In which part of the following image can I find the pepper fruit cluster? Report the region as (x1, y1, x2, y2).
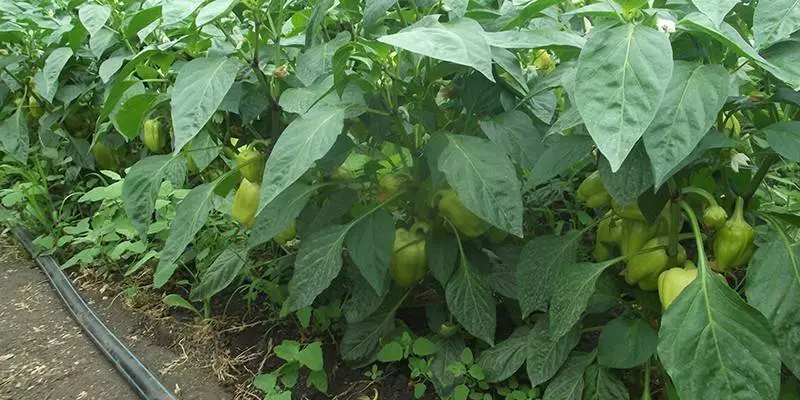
(390, 222, 429, 287)
(712, 197, 755, 272)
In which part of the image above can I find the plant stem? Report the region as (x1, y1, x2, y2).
(743, 153, 779, 204)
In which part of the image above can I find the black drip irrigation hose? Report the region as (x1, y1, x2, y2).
(12, 227, 177, 400)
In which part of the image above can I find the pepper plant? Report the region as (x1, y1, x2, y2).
(2, 0, 800, 398)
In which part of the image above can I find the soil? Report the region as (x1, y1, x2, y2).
(0, 233, 231, 400)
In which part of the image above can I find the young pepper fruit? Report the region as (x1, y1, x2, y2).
(236, 145, 265, 183)
(390, 222, 429, 287)
(702, 204, 728, 230)
(231, 178, 260, 228)
(577, 171, 611, 208)
(712, 197, 755, 272)
(142, 119, 167, 153)
(273, 221, 296, 245)
(624, 236, 686, 291)
(658, 261, 698, 310)
(437, 190, 489, 238)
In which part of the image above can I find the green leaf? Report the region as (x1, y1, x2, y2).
(345, 209, 394, 296)
(162, 0, 201, 26)
(526, 135, 593, 187)
(114, 92, 169, 140)
(0, 109, 28, 164)
(658, 260, 781, 399)
(477, 327, 528, 383)
(478, 111, 544, 170)
(122, 155, 177, 238)
(363, 0, 399, 32)
(517, 232, 581, 318)
(186, 128, 219, 171)
(453, 384, 470, 400)
(78, 3, 111, 36)
(575, 24, 673, 172)
(305, 0, 334, 48)
(438, 134, 523, 237)
(643, 61, 729, 188)
(484, 29, 586, 50)
(170, 57, 240, 153)
(445, 256, 496, 345)
(460, 348, 474, 365)
(430, 336, 467, 397)
(764, 122, 800, 162)
(542, 352, 595, 400)
(598, 142, 653, 206)
(275, 340, 301, 362)
(341, 293, 406, 364)
(377, 341, 405, 362)
(296, 32, 351, 87)
(413, 337, 438, 356)
(427, 230, 459, 287)
(162, 294, 199, 314)
(762, 40, 800, 88)
(596, 317, 657, 369)
(343, 265, 387, 323)
(189, 245, 247, 301)
(259, 106, 345, 209)
(690, 0, 738, 26)
(307, 369, 328, 393)
(548, 259, 619, 340)
(753, 0, 800, 49)
(249, 183, 315, 248)
(123, 6, 162, 39)
(582, 364, 629, 400)
(378, 17, 495, 82)
(155, 182, 218, 288)
(745, 237, 800, 379)
(496, 0, 562, 30)
(33, 47, 73, 103)
(196, 0, 238, 27)
(285, 224, 350, 312)
(253, 374, 277, 393)
(297, 342, 324, 371)
(527, 320, 581, 387)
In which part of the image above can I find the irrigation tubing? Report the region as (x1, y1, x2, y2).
(12, 227, 177, 400)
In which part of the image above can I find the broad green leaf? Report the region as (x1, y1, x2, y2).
(597, 317, 657, 369)
(343, 265, 387, 323)
(764, 122, 800, 162)
(445, 256, 496, 345)
(546, 107, 583, 137)
(378, 17, 495, 82)
(643, 62, 729, 188)
(753, 0, 800, 49)
(341, 293, 405, 364)
(746, 237, 800, 379)
(123, 6, 162, 39)
(527, 320, 581, 387)
(527, 135, 594, 187)
(296, 32, 351, 87)
(563, 2, 622, 18)
(170, 57, 239, 153)
(582, 364, 629, 400)
(413, 337, 438, 356)
(484, 29, 585, 50)
(122, 155, 176, 238)
(658, 259, 781, 399)
(762, 40, 800, 88)
(496, 0, 562, 30)
(196, 0, 238, 27)
(162, 0, 200, 26)
(189, 245, 247, 301)
(438, 134, 523, 237)
(305, 0, 334, 48)
(297, 342, 324, 371)
(99, 55, 127, 83)
(249, 183, 315, 248)
(517, 233, 581, 318)
(549, 259, 619, 340)
(186, 128, 219, 171)
(477, 327, 529, 382)
(279, 75, 366, 115)
(0, 109, 28, 164)
(377, 341, 404, 362)
(114, 92, 169, 140)
(155, 182, 218, 288)
(345, 209, 395, 296)
(575, 24, 673, 172)
(690, 0, 738, 26)
(285, 224, 350, 312)
(543, 352, 596, 400)
(78, 3, 111, 36)
(430, 336, 467, 397)
(33, 47, 73, 103)
(363, 0, 398, 32)
(89, 28, 116, 58)
(478, 110, 544, 170)
(598, 142, 653, 206)
(259, 106, 345, 209)
(162, 294, 199, 314)
(427, 230, 459, 287)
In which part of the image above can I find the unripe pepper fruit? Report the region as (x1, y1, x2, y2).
(597, 213, 622, 244)
(390, 222, 429, 287)
(437, 190, 489, 239)
(712, 197, 755, 272)
(142, 119, 167, 153)
(658, 261, 698, 310)
(236, 145, 265, 183)
(92, 142, 119, 171)
(593, 241, 616, 262)
(619, 218, 658, 257)
(577, 171, 611, 208)
(28, 96, 44, 119)
(624, 236, 686, 291)
(377, 172, 411, 206)
(702, 204, 728, 230)
(273, 221, 296, 245)
(231, 178, 260, 228)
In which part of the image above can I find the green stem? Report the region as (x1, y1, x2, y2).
(742, 153, 779, 204)
(678, 200, 709, 276)
(680, 186, 718, 206)
(667, 200, 681, 261)
(641, 359, 651, 400)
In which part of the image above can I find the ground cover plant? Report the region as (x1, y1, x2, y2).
(3, 0, 800, 398)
